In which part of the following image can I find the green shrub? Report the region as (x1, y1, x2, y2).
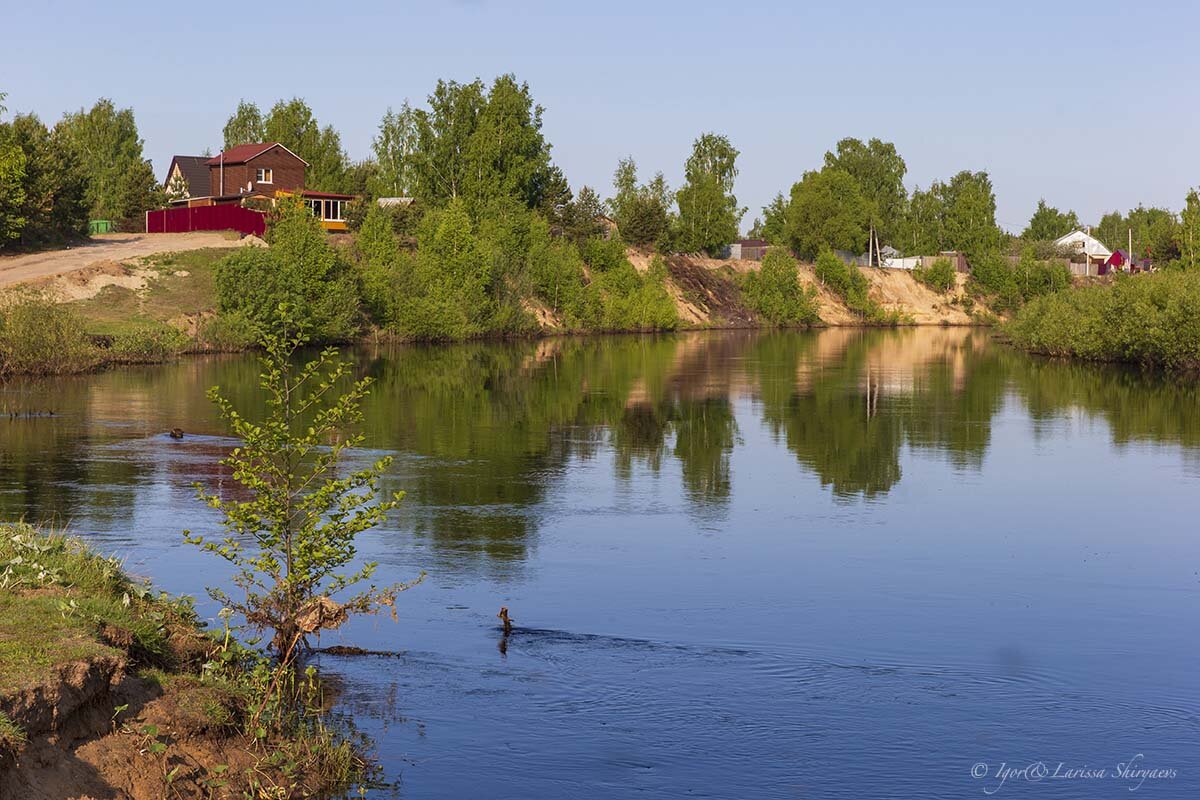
(1013, 248, 1071, 302)
(199, 313, 260, 351)
(813, 248, 896, 323)
(1006, 271, 1200, 368)
(913, 257, 956, 293)
(107, 324, 189, 363)
(742, 249, 821, 325)
(526, 217, 592, 328)
(584, 250, 678, 331)
(215, 197, 361, 343)
(0, 288, 98, 375)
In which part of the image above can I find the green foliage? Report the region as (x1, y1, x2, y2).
(0, 288, 98, 375)
(609, 156, 672, 248)
(107, 323, 190, 363)
(185, 309, 424, 660)
(757, 192, 789, 245)
(813, 248, 898, 322)
(674, 133, 744, 256)
(199, 312, 260, 351)
(0, 130, 27, 243)
(55, 98, 161, 223)
(1178, 189, 1200, 271)
(1006, 271, 1200, 369)
(913, 257, 956, 293)
(784, 168, 870, 260)
(406, 75, 556, 215)
(1013, 248, 1071, 301)
(822, 137, 907, 242)
(526, 215, 593, 327)
(970, 249, 1070, 312)
(215, 196, 361, 342)
(588, 253, 678, 331)
(370, 102, 418, 198)
(223, 99, 266, 148)
(898, 170, 1001, 263)
(265, 99, 347, 191)
(742, 249, 821, 325)
(1022, 199, 1079, 241)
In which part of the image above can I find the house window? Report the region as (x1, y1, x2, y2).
(323, 200, 343, 222)
(255, 167, 273, 184)
(307, 199, 322, 217)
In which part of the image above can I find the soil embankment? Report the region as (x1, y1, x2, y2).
(0, 526, 335, 799)
(656, 251, 974, 328)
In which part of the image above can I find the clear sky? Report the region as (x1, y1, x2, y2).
(3, 0, 1198, 233)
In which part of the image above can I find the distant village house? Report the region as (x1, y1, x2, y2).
(150, 142, 354, 234)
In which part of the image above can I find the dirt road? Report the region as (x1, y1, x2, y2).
(0, 233, 252, 288)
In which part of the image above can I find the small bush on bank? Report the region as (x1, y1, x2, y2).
(584, 248, 678, 332)
(1006, 271, 1200, 369)
(106, 323, 190, 363)
(0, 288, 98, 375)
(814, 249, 900, 324)
(913, 257, 956, 293)
(970, 249, 1071, 313)
(199, 312, 260, 351)
(742, 249, 821, 325)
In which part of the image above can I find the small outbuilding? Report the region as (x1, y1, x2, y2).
(1054, 229, 1112, 276)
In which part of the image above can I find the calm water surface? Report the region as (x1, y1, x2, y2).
(1, 328, 1198, 798)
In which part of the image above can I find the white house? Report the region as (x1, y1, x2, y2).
(1054, 230, 1112, 276)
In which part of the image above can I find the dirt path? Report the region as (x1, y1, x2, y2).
(0, 233, 250, 288)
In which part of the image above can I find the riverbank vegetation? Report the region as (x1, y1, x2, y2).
(1005, 271, 1200, 370)
(0, 523, 364, 798)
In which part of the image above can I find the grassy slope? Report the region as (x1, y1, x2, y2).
(70, 249, 227, 337)
(0, 524, 194, 716)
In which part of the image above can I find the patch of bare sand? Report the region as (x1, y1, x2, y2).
(33, 261, 156, 301)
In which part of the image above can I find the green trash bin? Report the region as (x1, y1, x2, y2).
(89, 220, 116, 235)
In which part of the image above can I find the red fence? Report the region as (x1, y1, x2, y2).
(146, 204, 266, 237)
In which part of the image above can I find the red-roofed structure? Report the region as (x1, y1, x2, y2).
(157, 142, 352, 232)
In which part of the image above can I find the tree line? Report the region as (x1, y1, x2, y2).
(0, 93, 162, 249)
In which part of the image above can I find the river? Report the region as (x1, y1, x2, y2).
(1, 328, 1197, 798)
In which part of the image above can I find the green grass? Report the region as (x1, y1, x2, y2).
(70, 248, 228, 337)
(0, 710, 25, 753)
(0, 524, 194, 696)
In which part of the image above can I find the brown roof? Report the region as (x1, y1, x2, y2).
(165, 155, 210, 197)
(205, 142, 308, 167)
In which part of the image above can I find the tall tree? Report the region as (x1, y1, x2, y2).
(1021, 199, 1079, 241)
(222, 100, 265, 148)
(0, 133, 27, 243)
(941, 170, 1000, 261)
(608, 157, 671, 247)
(263, 98, 348, 192)
(1094, 210, 1126, 250)
(1180, 190, 1200, 271)
(674, 132, 744, 255)
(783, 168, 870, 260)
(1125, 205, 1179, 262)
(410, 79, 486, 205)
(56, 98, 159, 221)
(758, 192, 789, 244)
(822, 137, 907, 242)
(897, 185, 946, 256)
(406, 75, 557, 216)
(370, 102, 418, 198)
(461, 75, 553, 212)
(5, 114, 89, 246)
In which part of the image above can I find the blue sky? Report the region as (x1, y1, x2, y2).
(3, 0, 1198, 234)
